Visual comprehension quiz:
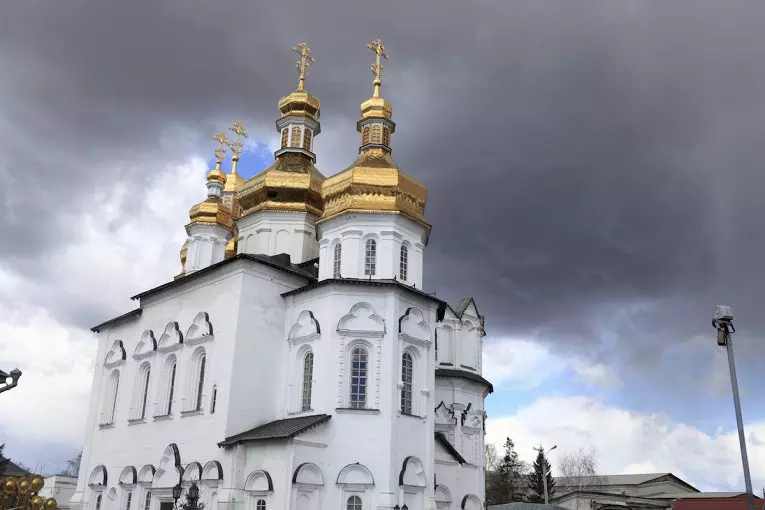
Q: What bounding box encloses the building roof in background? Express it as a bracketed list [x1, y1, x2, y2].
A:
[218, 414, 331, 446]
[554, 473, 699, 493]
[674, 496, 764, 510]
[0, 457, 31, 477]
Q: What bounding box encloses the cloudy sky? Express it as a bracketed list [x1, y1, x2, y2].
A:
[2, 0, 765, 493]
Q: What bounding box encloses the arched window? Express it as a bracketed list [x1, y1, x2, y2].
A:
[144, 492, 151, 510]
[140, 368, 151, 419]
[302, 352, 314, 411]
[290, 125, 302, 148]
[349, 347, 368, 409]
[158, 356, 177, 416]
[280, 128, 288, 148]
[401, 352, 413, 415]
[362, 125, 370, 145]
[333, 244, 342, 278]
[167, 362, 176, 414]
[131, 363, 151, 421]
[399, 245, 408, 281]
[210, 385, 217, 414]
[95, 495, 102, 510]
[347, 495, 362, 510]
[125, 492, 132, 510]
[102, 370, 120, 425]
[303, 128, 313, 151]
[195, 355, 206, 411]
[256, 500, 266, 510]
[364, 239, 376, 276]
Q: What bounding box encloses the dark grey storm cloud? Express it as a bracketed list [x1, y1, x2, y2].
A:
[3, 0, 765, 373]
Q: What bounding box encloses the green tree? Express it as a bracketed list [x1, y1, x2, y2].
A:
[486, 438, 527, 505]
[526, 446, 556, 503]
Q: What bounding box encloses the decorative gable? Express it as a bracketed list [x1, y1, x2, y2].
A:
[399, 307, 431, 347]
[104, 340, 126, 368]
[434, 402, 457, 427]
[289, 310, 321, 344]
[133, 330, 157, 360]
[157, 322, 183, 352]
[185, 312, 213, 345]
[337, 302, 385, 338]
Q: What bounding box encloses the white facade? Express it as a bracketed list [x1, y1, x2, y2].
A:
[237, 210, 319, 264]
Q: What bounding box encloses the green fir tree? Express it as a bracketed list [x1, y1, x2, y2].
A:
[526, 447, 556, 503]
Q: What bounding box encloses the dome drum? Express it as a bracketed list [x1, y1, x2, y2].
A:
[357, 117, 396, 153]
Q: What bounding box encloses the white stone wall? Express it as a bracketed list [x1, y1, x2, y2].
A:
[237, 210, 319, 264]
[185, 223, 233, 274]
[316, 213, 427, 289]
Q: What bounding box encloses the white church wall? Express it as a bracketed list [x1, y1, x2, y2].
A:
[236, 210, 319, 264]
[316, 213, 427, 289]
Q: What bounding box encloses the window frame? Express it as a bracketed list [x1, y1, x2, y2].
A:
[347, 495, 363, 510]
[364, 239, 376, 276]
[301, 351, 314, 412]
[399, 244, 408, 281]
[333, 243, 342, 278]
[400, 351, 414, 415]
[349, 346, 369, 409]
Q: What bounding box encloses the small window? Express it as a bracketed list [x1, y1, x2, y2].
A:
[195, 355, 206, 411]
[303, 128, 313, 151]
[302, 352, 314, 411]
[167, 362, 177, 415]
[383, 126, 390, 146]
[210, 385, 217, 414]
[144, 492, 151, 510]
[103, 370, 120, 425]
[349, 347, 368, 409]
[125, 492, 132, 510]
[362, 125, 370, 145]
[364, 239, 376, 276]
[280, 128, 289, 148]
[399, 245, 408, 281]
[347, 495, 362, 510]
[256, 500, 266, 510]
[95, 495, 102, 510]
[371, 124, 382, 144]
[140, 368, 151, 419]
[290, 125, 302, 148]
[401, 352, 413, 415]
[333, 244, 342, 278]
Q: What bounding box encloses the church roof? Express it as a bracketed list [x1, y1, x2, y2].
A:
[218, 414, 331, 447]
[130, 253, 317, 302]
[91, 308, 143, 333]
[434, 432, 466, 464]
[0, 456, 31, 477]
[281, 278, 444, 305]
[435, 368, 494, 393]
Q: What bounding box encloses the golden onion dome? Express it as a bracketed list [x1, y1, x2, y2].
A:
[278, 90, 320, 121]
[237, 152, 326, 217]
[319, 147, 430, 232]
[360, 95, 392, 120]
[186, 165, 233, 231]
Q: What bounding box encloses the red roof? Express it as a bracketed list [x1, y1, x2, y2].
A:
[675, 497, 764, 510]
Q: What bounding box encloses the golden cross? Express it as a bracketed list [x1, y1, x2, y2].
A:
[227, 120, 249, 159]
[212, 131, 230, 163]
[292, 42, 314, 92]
[367, 39, 389, 97]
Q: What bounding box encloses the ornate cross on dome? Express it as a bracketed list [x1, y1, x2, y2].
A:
[292, 42, 314, 92]
[227, 120, 248, 159]
[212, 131, 230, 163]
[367, 39, 389, 97]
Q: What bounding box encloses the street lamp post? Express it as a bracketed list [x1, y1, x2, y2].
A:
[0, 368, 22, 394]
[533, 444, 557, 505]
[713, 305, 754, 510]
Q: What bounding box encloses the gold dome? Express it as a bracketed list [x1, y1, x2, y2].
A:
[319, 147, 430, 231]
[237, 152, 325, 217]
[186, 166, 234, 231]
[361, 95, 392, 120]
[278, 90, 320, 121]
[224, 170, 244, 193]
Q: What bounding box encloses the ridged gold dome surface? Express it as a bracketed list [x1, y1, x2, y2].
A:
[360, 96, 392, 120]
[319, 148, 429, 229]
[237, 152, 326, 217]
[278, 90, 320, 121]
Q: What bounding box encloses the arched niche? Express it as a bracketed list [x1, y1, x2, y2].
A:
[88, 465, 108, 488]
[157, 322, 183, 352]
[244, 470, 273, 494]
[435, 485, 453, 508]
[201, 461, 223, 487]
[398, 456, 426, 488]
[118, 466, 137, 487]
[152, 443, 183, 489]
[336, 463, 374, 489]
[461, 494, 481, 510]
[138, 465, 156, 487]
[288, 310, 321, 344]
[186, 312, 213, 344]
[104, 340, 126, 368]
[292, 462, 324, 487]
[106, 488, 117, 501]
[133, 330, 157, 360]
[337, 302, 385, 338]
[399, 308, 431, 346]
[182, 462, 202, 483]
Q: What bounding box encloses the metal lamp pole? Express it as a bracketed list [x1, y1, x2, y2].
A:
[533, 445, 557, 504]
[713, 305, 754, 510]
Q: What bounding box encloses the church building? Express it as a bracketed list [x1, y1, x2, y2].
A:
[71, 40, 492, 510]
